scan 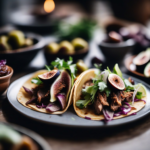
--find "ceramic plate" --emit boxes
[1,122,51,150]
[7,73,150,127]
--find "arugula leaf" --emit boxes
[136,91,143,99]
[105,87,111,97]
[31,77,43,85]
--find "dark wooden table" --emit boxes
[0,32,150,150]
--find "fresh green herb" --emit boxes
[124,79,134,92]
[76,99,91,109]
[31,77,43,85]
[136,91,143,99]
[107,67,112,74]
[45,65,51,71]
[55,19,97,41]
[46,57,77,86]
[98,82,107,92]
[94,63,102,70]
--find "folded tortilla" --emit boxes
[17,70,81,114]
[73,69,147,120]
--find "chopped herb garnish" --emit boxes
[71,117,76,121]
[94,63,102,70]
[31,77,43,85]
[124,79,134,92]
[45,57,77,86]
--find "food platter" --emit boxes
[1,122,51,150]
[7,72,150,127]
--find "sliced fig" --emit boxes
[108,31,123,43]
[57,93,66,110]
[144,62,150,77]
[133,50,150,72]
[46,103,61,112]
[108,74,125,90]
[50,70,71,102]
[38,69,60,84]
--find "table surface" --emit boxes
[0,27,150,150]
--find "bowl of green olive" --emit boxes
[44,38,89,63]
[0,29,44,69]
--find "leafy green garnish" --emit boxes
[106,67,112,74]
[46,57,77,86]
[45,65,51,71]
[136,91,143,99]
[76,99,91,109]
[55,19,97,41]
[31,77,43,85]
[124,79,134,92]
[94,64,102,70]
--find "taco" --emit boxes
[73,64,147,121]
[17,57,87,114]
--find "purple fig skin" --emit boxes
[46,103,61,112]
[38,69,60,84]
[57,93,66,110]
[107,74,125,91]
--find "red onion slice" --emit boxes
[134,98,146,103]
[103,108,114,121]
[46,103,61,112]
[23,86,33,96]
[57,93,66,110]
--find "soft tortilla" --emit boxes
[73,69,147,120]
[17,70,81,114]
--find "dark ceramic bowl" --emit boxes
[44,48,89,64]
[98,39,135,61]
[0,29,45,69]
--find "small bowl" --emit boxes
[0,29,45,69]
[99,39,135,61]
[44,48,89,64]
[0,65,13,94]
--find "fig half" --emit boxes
[108,74,125,90]
[50,70,71,102]
[133,50,150,72]
[38,69,60,84]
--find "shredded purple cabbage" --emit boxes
[129,112,137,116]
[114,102,131,117]
[0,60,6,66]
[23,86,33,96]
[134,98,146,103]
[103,108,114,121]
[36,103,47,108]
[85,116,91,120]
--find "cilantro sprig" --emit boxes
[46,57,77,86]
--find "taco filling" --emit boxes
[18,57,88,114]
[74,64,147,121]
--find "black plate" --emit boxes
[7,73,150,127]
[0,122,51,150]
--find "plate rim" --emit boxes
[7,72,150,128]
[1,122,51,150]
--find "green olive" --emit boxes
[45,42,60,54]
[59,41,75,54]
[72,38,88,50]
[0,36,11,51]
[23,38,33,47]
[76,60,88,74]
[8,30,25,49]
